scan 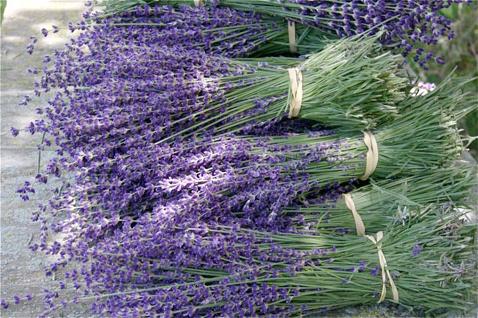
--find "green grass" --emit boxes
[0,0,6,24]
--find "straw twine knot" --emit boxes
[365,231,399,303]
[343,193,366,236]
[287,67,303,118]
[360,131,378,180]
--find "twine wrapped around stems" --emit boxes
[366,231,400,303]
[287,67,303,118]
[343,193,366,236]
[360,131,378,180]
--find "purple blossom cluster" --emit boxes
[32,199,347,317]
[96,5,279,58]
[17,123,359,316]
[291,0,469,66]
[199,0,468,67]
[35,127,355,262]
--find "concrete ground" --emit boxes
[1,1,88,317]
[0,1,476,318]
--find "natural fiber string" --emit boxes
[288,21,297,53]
[365,231,400,303]
[343,193,366,236]
[194,0,204,6]
[287,68,303,118]
[360,131,379,180]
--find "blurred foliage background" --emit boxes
[410,3,477,159]
[0,0,6,24]
[439,4,477,159]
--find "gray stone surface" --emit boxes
[1,1,87,317]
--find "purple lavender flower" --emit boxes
[285,0,462,65]
[18,95,31,106]
[370,265,380,277]
[35,174,48,184]
[41,28,49,37]
[1,299,8,309]
[10,127,19,137]
[412,244,423,257]
[26,37,37,54]
[358,260,367,272]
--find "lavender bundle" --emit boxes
[156,207,475,316]
[30,206,476,317]
[90,4,333,58]
[157,35,408,142]
[285,165,476,235]
[102,0,468,66]
[21,33,408,159]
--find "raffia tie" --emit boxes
[343,193,365,236]
[194,0,204,6]
[287,67,303,118]
[360,131,378,180]
[365,231,399,303]
[288,21,297,53]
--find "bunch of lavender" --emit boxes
[91,4,333,57]
[20,33,408,159]
[6,3,476,316]
[31,205,476,317]
[102,0,469,66]
[157,35,408,142]
[38,45,237,155]
[31,126,345,258]
[285,165,476,234]
[160,207,474,316]
[33,167,474,311]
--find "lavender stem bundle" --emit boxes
[101,0,467,66]
[40,206,476,317]
[285,165,476,235]
[30,80,473,280]
[90,4,334,58]
[159,35,408,142]
[4,3,477,317]
[30,33,408,158]
[179,207,475,316]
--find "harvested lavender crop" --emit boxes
[103,0,470,66]
[4,2,476,317]
[24,79,473,298]
[17,31,408,160]
[92,4,335,57]
[28,206,477,317]
[285,165,476,235]
[154,35,409,142]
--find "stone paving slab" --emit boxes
[1,1,88,317]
